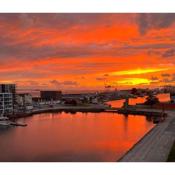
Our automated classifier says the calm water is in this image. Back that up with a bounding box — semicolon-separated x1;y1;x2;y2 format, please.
108;93;170;108
0;94;169;162
0;100;156;162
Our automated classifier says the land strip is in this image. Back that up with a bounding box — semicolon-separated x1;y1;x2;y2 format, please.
119;110;175;162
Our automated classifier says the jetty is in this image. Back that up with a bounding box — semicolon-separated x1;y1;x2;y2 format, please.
117;107;167;117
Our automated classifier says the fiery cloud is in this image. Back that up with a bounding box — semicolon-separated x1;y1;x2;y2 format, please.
0;13;175;92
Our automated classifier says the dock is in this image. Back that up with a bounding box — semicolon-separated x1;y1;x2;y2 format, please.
117;107;167;117
105;106;167;118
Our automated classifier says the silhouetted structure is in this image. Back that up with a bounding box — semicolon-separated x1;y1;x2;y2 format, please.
144;95;159;105
40;91;62;101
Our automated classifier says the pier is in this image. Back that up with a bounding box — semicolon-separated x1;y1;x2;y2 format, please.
117;107;167;117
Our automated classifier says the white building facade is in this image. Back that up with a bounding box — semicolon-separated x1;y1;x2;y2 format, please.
0;84;16;115
16;93;33;111
0;93;14;115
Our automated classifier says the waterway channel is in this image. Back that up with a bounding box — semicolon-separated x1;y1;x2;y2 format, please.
0;94;169;162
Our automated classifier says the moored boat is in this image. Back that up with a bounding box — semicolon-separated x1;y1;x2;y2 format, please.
0;120;11;128
0;114;11;128
0;114;27;128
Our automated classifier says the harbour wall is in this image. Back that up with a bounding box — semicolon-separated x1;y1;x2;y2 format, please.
118;110;175;162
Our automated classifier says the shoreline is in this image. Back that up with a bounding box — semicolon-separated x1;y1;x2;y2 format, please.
118;110;175;162
9;103;167;119
9;105;111;119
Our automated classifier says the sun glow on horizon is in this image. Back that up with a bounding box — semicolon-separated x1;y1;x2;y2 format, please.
117;78;152;86
110;68;170;76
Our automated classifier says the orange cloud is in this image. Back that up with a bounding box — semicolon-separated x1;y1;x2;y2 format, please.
0;14;175;92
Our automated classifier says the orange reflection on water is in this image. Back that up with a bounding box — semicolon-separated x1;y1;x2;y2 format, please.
0;109;154;162
156;93;170;102
108;93;170;108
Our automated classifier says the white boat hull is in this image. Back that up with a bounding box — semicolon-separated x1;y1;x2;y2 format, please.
0;121;11;128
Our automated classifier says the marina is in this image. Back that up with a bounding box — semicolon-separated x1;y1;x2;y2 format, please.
0;88;174;161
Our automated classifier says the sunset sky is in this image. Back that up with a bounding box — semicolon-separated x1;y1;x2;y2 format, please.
1;13;175;93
